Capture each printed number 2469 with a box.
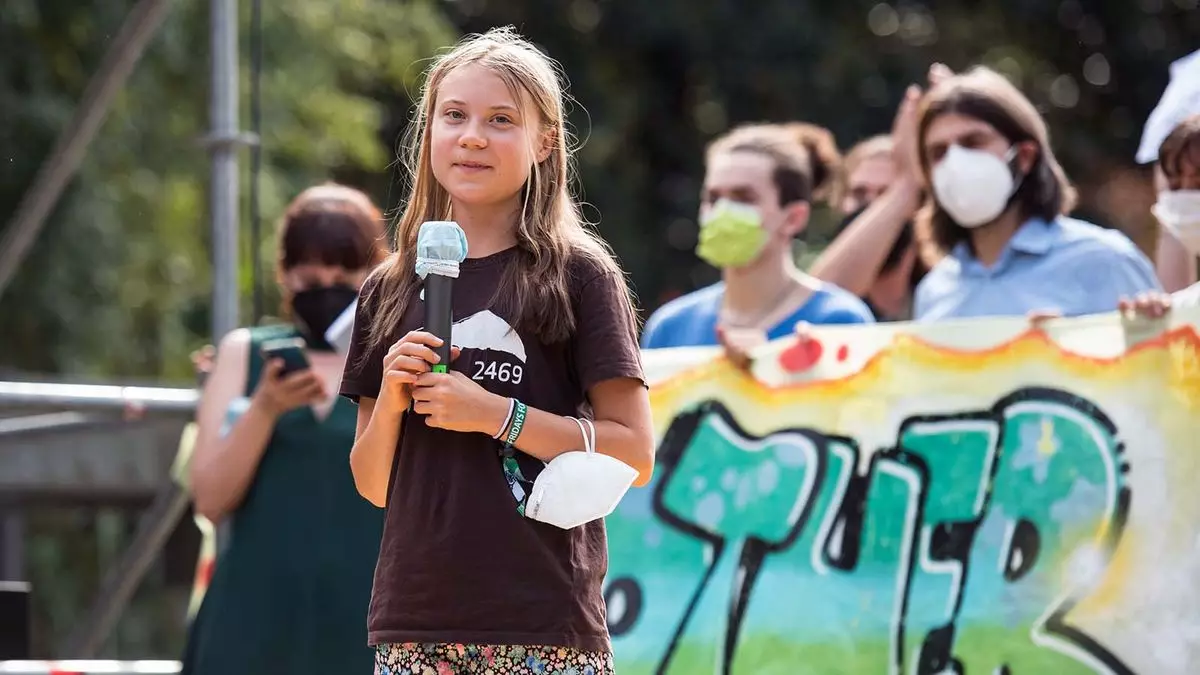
[472,360,523,384]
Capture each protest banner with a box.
[607,311,1200,674]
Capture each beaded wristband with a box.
[501,400,528,457]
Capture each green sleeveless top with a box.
[182,325,383,674]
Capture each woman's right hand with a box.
[251,359,325,417]
[379,330,460,413]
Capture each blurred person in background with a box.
[180,184,388,675]
[641,122,874,353]
[1124,114,1200,317]
[1154,166,1196,293]
[911,66,1160,322]
[837,134,903,215]
[1137,49,1200,292]
[806,63,954,321]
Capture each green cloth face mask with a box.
[695,199,768,268]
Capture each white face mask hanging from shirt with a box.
[1153,190,1200,255]
[931,145,1023,228]
[524,417,639,530]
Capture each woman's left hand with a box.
[412,371,504,434]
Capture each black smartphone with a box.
[260,337,311,376]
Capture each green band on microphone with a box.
[432,364,448,373]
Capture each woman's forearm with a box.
[484,396,655,487]
[191,400,278,522]
[350,396,405,507]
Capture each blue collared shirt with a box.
[914,216,1161,321]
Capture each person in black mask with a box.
[829,202,929,321]
[182,183,388,675]
[808,65,953,321]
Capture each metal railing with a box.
[1,379,200,660]
[0,661,181,674]
[0,381,198,413]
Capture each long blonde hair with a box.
[366,27,637,351]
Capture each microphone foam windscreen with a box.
[415,221,469,279]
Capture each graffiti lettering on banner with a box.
[606,312,1200,675]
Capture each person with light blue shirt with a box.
[910,66,1160,322]
[642,123,874,351]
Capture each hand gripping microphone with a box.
[415,221,469,373]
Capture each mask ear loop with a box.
[570,417,590,453]
[580,417,596,455]
[1003,144,1028,202]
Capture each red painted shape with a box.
[836,344,849,362]
[779,337,823,372]
[198,557,215,587]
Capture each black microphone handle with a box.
[424,273,454,373]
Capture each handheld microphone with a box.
[415,221,469,373]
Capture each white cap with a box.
[1137,49,1200,165]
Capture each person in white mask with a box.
[1123,114,1200,318]
[1154,115,1200,304]
[910,66,1161,321]
[1153,162,1197,293]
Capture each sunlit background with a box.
[0,0,1197,661]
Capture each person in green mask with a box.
[641,122,875,352]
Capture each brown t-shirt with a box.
[339,247,644,652]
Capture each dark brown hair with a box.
[276,183,388,277]
[1159,113,1200,189]
[706,122,841,206]
[916,66,1077,254]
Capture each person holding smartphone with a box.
[181,184,388,675]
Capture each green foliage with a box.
[443,0,1198,308]
[4,0,1200,660]
[0,0,455,659]
[0,0,455,382]
[5,0,1197,380]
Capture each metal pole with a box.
[209,0,241,343]
[0,512,24,581]
[0,0,173,300]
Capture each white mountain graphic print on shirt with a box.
[446,310,527,385]
[452,310,527,362]
[445,309,539,506]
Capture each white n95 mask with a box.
[525,417,639,530]
[1153,190,1200,255]
[932,145,1021,228]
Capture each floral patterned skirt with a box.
[374,642,615,675]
